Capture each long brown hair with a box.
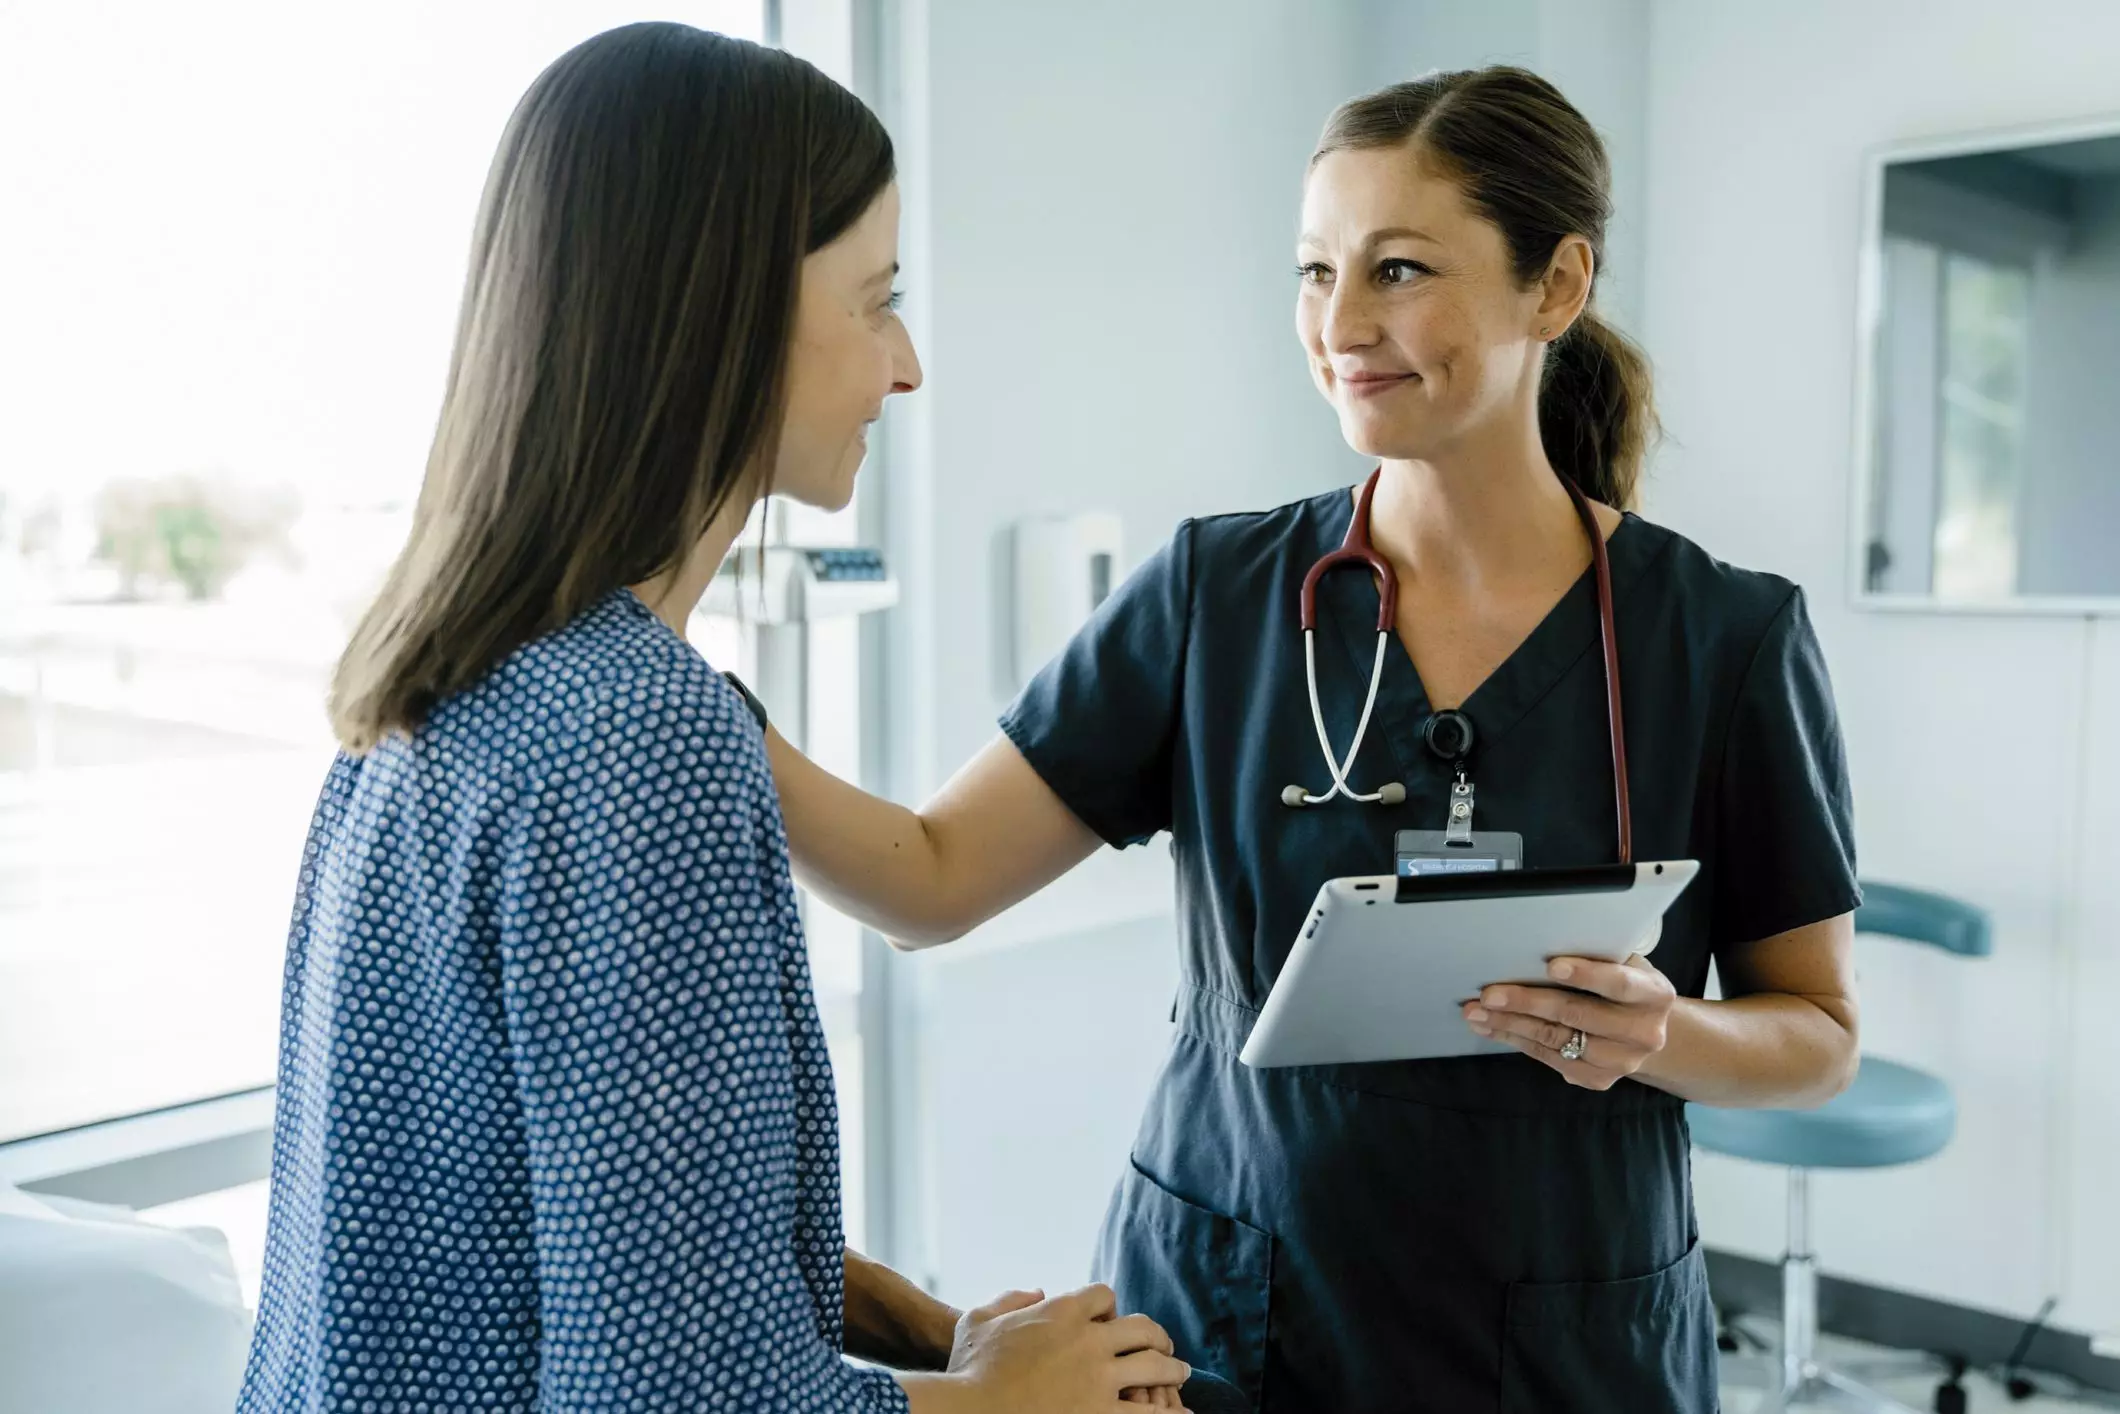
[329,22,893,752]
[1312,67,1657,509]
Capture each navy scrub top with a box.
[1000,487,1860,1414]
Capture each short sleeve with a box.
[999,520,1194,848]
[496,688,905,1413]
[1712,586,1863,948]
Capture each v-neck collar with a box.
[1308,489,1665,784]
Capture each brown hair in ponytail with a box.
[1311,67,1658,509]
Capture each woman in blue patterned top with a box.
[236,23,1191,1414]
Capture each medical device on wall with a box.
[696,545,897,754]
[700,545,899,625]
[1011,513,1124,688]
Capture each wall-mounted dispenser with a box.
[1011,513,1123,688]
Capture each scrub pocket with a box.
[1097,1157,1274,1411]
[1498,1239,1717,1414]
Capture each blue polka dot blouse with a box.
[237,588,907,1412]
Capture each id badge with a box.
[1395,828,1524,878]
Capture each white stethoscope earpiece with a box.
[1282,628,1407,808]
[1283,781,1403,807]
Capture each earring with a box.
[1540,326,1552,338]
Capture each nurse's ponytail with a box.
[1539,310,1656,512]
[1314,67,1658,511]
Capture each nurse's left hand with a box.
[1462,955,1675,1091]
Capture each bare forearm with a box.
[1635,992,1859,1108]
[762,729,1102,950]
[844,1249,960,1372]
[762,727,967,946]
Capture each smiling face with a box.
[1296,143,1583,463]
[771,182,923,511]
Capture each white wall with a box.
[1641,0,2120,1339]
[914,915,1182,1301]
[1351,0,1652,335]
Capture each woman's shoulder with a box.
[1624,514,1813,651]
[1187,485,1342,546]
[428,589,759,785]
[1154,486,1346,594]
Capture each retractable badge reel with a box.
[1395,709,1525,878]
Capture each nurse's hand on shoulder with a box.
[939,1283,1191,1414]
[1462,954,1677,1092]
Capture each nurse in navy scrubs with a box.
[767,67,1863,1412]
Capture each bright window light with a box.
[0,1,768,1142]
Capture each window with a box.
[1869,235,2034,598]
[1933,252,2033,599]
[0,5,837,1157]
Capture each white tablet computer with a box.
[1238,861,1699,1068]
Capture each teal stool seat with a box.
[1693,882,1991,1413]
[1687,1056,1955,1170]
